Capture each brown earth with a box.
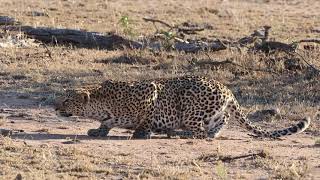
[0,0,320,179]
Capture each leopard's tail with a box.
[226,100,311,138]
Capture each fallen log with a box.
[1,25,142,50]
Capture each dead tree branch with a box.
[199,151,268,163]
[142,17,173,28]
[219,151,267,163]
[143,17,208,35]
[1,25,142,50]
[296,39,320,44]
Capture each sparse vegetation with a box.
[119,15,135,37]
[0,0,319,179]
[274,161,310,180]
[215,161,228,180]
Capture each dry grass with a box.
[0,116,6,126]
[1,0,320,179]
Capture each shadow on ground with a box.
[10,133,172,141]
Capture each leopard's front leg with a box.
[87,117,132,137]
[87,123,110,137]
[132,114,154,139]
[132,122,152,139]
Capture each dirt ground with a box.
[0,0,320,179]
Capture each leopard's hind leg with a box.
[206,112,229,138]
[180,116,208,139]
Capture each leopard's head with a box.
[55,89,90,117]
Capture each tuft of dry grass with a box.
[274,161,310,180]
[0,116,6,126]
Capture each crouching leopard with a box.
[55,76,310,139]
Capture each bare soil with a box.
[0,0,319,179]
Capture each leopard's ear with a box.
[80,91,90,104]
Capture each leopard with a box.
[55,76,311,139]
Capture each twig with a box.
[220,151,267,163]
[177,26,205,34]
[174,37,189,43]
[216,39,228,49]
[143,17,173,28]
[32,39,54,61]
[143,17,206,34]
[40,43,54,61]
[296,39,320,44]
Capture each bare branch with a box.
[296,39,320,44]
[142,17,173,28]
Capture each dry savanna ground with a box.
[0,0,320,179]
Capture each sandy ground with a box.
[1,93,319,179]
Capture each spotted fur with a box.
[55,76,311,139]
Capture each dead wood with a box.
[1,25,142,50]
[199,151,268,163]
[142,19,300,54]
[1,15,318,63]
[142,17,173,29]
[257,41,296,52]
[0,16,18,25]
[296,39,320,44]
[177,22,212,34]
[219,151,267,163]
[143,17,209,35]
[173,39,229,53]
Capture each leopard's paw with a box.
[87,128,109,137]
[132,130,151,139]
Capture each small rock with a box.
[15,173,22,180]
[27,11,49,17]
